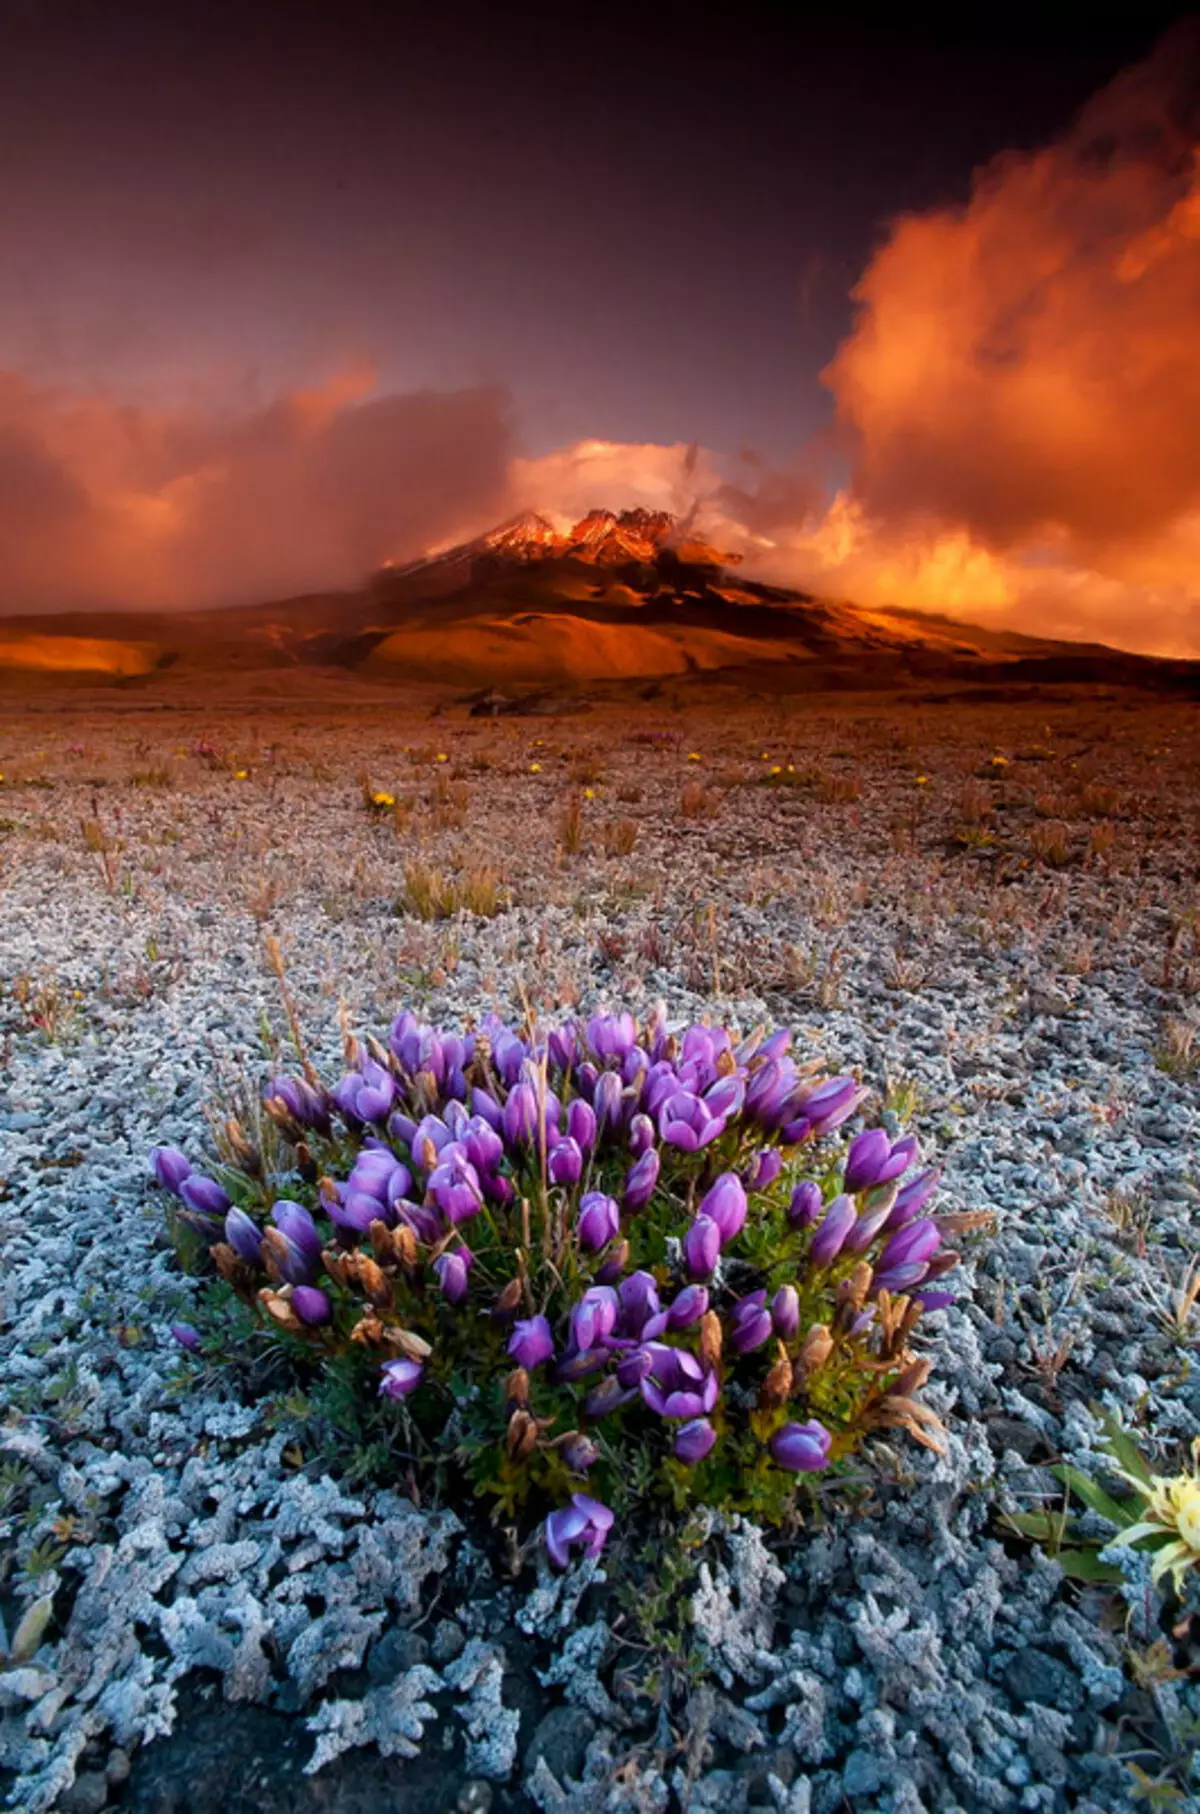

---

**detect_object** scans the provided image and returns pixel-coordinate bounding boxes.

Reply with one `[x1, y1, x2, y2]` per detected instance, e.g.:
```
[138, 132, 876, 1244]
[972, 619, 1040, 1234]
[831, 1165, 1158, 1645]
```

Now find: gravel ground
[1, 683, 1198, 1814]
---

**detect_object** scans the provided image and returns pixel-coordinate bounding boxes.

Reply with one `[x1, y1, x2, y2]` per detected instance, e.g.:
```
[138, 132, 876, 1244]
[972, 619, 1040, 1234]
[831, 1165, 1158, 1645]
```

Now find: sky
[0, 1, 1198, 654]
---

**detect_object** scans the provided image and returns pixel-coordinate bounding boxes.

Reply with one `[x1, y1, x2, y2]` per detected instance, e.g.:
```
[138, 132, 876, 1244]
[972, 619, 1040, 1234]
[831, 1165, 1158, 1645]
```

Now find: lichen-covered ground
[1, 680, 1198, 1813]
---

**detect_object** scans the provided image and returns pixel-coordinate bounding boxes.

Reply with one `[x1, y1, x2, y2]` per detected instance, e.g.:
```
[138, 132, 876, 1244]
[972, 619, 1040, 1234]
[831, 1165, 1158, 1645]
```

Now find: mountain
[1, 506, 1198, 696]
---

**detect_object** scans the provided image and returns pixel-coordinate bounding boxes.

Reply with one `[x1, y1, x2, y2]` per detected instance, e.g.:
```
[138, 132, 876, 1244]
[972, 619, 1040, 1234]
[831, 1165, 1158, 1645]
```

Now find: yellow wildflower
[1112, 1440, 1200, 1595]
[529, 762, 542, 774]
[687, 752, 701, 762]
[371, 791, 396, 808]
[583, 788, 595, 800]
[435, 752, 449, 763]
[234, 769, 249, 780]
[915, 775, 929, 786]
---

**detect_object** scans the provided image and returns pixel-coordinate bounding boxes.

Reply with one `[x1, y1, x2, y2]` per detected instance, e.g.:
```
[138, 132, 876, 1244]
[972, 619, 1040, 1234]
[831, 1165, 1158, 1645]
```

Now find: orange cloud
[800, 20, 1200, 655]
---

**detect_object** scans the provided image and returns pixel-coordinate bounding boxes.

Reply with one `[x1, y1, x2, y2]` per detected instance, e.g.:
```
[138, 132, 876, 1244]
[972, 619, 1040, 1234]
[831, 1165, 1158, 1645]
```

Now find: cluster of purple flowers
[155, 1005, 957, 1570]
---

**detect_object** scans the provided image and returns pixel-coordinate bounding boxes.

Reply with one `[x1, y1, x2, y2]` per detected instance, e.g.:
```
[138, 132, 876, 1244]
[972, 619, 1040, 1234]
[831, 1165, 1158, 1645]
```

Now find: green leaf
[1052, 1464, 1138, 1529]
[1095, 1407, 1155, 1488]
[1055, 1549, 1124, 1584]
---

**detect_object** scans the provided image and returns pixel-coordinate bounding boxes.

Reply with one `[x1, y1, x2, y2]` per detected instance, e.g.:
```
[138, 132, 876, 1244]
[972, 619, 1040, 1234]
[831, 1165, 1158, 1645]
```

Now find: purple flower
[622, 1147, 660, 1212]
[841, 1199, 898, 1253]
[570, 1287, 619, 1353]
[882, 1168, 942, 1229]
[566, 1098, 597, 1155]
[180, 1174, 231, 1217]
[666, 1284, 709, 1330]
[641, 1346, 719, 1419]
[433, 1251, 471, 1305]
[271, 1201, 324, 1267]
[151, 1146, 191, 1193]
[548, 1021, 582, 1074]
[729, 1291, 772, 1354]
[378, 1358, 425, 1399]
[617, 1271, 662, 1338]
[291, 1286, 333, 1326]
[914, 1289, 956, 1311]
[703, 1073, 745, 1119]
[583, 1377, 639, 1417]
[545, 1493, 614, 1570]
[809, 1194, 857, 1266]
[224, 1207, 264, 1265]
[745, 1057, 799, 1128]
[588, 1012, 637, 1063]
[698, 1174, 747, 1247]
[427, 1151, 483, 1224]
[803, 1076, 869, 1136]
[335, 1061, 396, 1125]
[674, 1418, 717, 1465]
[470, 1087, 503, 1130]
[876, 1217, 941, 1275]
[788, 1181, 823, 1228]
[844, 1129, 916, 1194]
[169, 1322, 201, 1352]
[683, 1214, 721, 1281]
[745, 1147, 783, 1192]
[770, 1419, 832, 1472]
[658, 1090, 725, 1152]
[578, 1191, 620, 1251]
[502, 1082, 540, 1147]
[508, 1314, 554, 1369]
[462, 1119, 504, 1174]
[549, 1137, 584, 1186]
[561, 1433, 599, 1472]
[616, 1346, 654, 1388]
[330, 1189, 390, 1236]
[772, 1284, 800, 1339]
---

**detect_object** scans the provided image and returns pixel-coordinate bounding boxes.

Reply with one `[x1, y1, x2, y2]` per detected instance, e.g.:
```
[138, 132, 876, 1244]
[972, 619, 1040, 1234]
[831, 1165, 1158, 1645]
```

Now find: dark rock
[61, 1773, 109, 1814]
[999, 1646, 1085, 1712]
[983, 1414, 1051, 1461]
[841, 1750, 884, 1797]
[431, 1619, 466, 1665]
[523, 1706, 597, 1783]
[367, 1625, 430, 1681]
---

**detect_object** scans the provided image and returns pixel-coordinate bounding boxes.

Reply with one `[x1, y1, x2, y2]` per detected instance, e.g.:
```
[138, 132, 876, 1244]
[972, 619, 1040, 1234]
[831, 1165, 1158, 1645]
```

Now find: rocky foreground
[1, 683, 1198, 1812]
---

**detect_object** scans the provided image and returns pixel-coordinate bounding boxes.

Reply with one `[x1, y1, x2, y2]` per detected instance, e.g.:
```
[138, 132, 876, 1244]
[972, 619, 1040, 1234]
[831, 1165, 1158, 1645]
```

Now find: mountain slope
[0, 507, 1196, 694]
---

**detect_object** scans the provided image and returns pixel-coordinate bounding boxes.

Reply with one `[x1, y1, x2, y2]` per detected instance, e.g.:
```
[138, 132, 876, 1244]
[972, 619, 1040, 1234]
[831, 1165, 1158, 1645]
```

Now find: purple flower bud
[224, 1207, 264, 1265]
[463, 1120, 504, 1174]
[470, 1087, 503, 1130]
[378, 1357, 425, 1399]
[872, 1261, 930, 1295]
[805, 1077, 868, 1135]
[914, 1289, 955, 1311]
[666, 1284, 709, 1329]
[180, 1174, 231, 1217]
[502, 1082, 539, 1148]
[271, 1201, 324, 1266]
[674, 1418, 717, 1465]
[628, 1113, 655, 1157]
[549, 1137, 584, 1186]
[616, 1346, 654, 1388]
[291, 1285, 333, 1326]
[566, 1098, 597, 1155]
[658, 1090, 724, 1152]
[698, 1174, 747, 1247]
[684, 1214, 721, 1281]
[583, 1377, 639, 1417]
[428, 1151, 483, 1224]
[809, 1194, 857, 1267]
[433, 1251, 471, 1305]
[170, 1322, 202, 1352]
[593, 1071, 624, 1136]
[841, 1199, 898, 1253]
[622, 1147, 660, 1212]
[788, 1181, 824, 1228]
[771, 1284, 800, 1339]
[844, 1128, 915, 1194]
[882, 1168, 942, 1229]
[508, 1314, 554, 1369]
[578, 1191, 620, 1251]
[769, 1419, 832, 1472]
[745, 1147, 783, 1192]
[617, 1270, 661, 1337]
[703, 1074, 745, 1119]
[331, 1189, 390, 1235]
[545, 1493, 613, 1569]
[728, 1294, 772, 1354]
[548, 1021, 582, 1074]
[151, 1146, 192, 1193]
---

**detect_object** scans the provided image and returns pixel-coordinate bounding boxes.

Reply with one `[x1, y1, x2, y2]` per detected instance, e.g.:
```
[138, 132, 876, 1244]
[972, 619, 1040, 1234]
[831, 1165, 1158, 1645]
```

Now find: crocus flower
[703, 1074, 745, 1120]
[641, 1347, 719, 1419]
[151, 1146, 191, 1193]
[770, 1420, 832, 1472]
[593, 1071, 624, 1136]
[616, 1347, 654, 1388]
[462, 1120, 504, 1174]
[433, 1251, 471, 1305]
[772, 1285, 800, 1340]
[566, 1098, 597, 1155]
[224, 1207, 264, 1265]
[788, 1181, 823, 1229]
[628, 1113, 655, 1157]
[180, 1174, 231, 1217]
[876, 1217, 941, 1275]
[570, 1286, 619, 1353]
[667, 1284, 709, 1329]
[802, 1076, 868, 1136]
[502, 1083, 539, 1147]
[729, 1291, 772, 1355]
[583, 1377, 639, 1417]
[427, 1151, 483, 1224]
[578, 1191, 620, 1252]
[658, 1090, 725, 1152]
[698, 1174, 746, 1247]
[469, 1087, 503, 1130]
[291, 1286, 333, 1326]
[684, 1214, 721, 1281]
[545, 1493, 614, 1569]
[622, 1147, 660, 1212]
[914, 1289, 956, 1311]
[809, 1194, 857, 1266]
[588, 1012, 637, 1063]
[379, 1357, 425, 1399]
[675, 1418, 717, 1465]
[330, 1190, 390, 1236]
[508, 1315, 554, 1369]
[170, 1322, 202, 1352]
[881, 1168, 942, 1229]
[335, 1061, 396, 1125]
[549, 1137, 584, 1186]
[617, 1271, 662, 1338]
[548, 1021, 581, 1074]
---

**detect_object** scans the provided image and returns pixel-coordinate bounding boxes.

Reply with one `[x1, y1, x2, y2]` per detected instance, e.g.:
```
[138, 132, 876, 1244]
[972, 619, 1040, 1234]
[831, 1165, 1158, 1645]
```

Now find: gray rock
[60, 1773, 109, 1814]
[524, 1705, 598, 1784]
